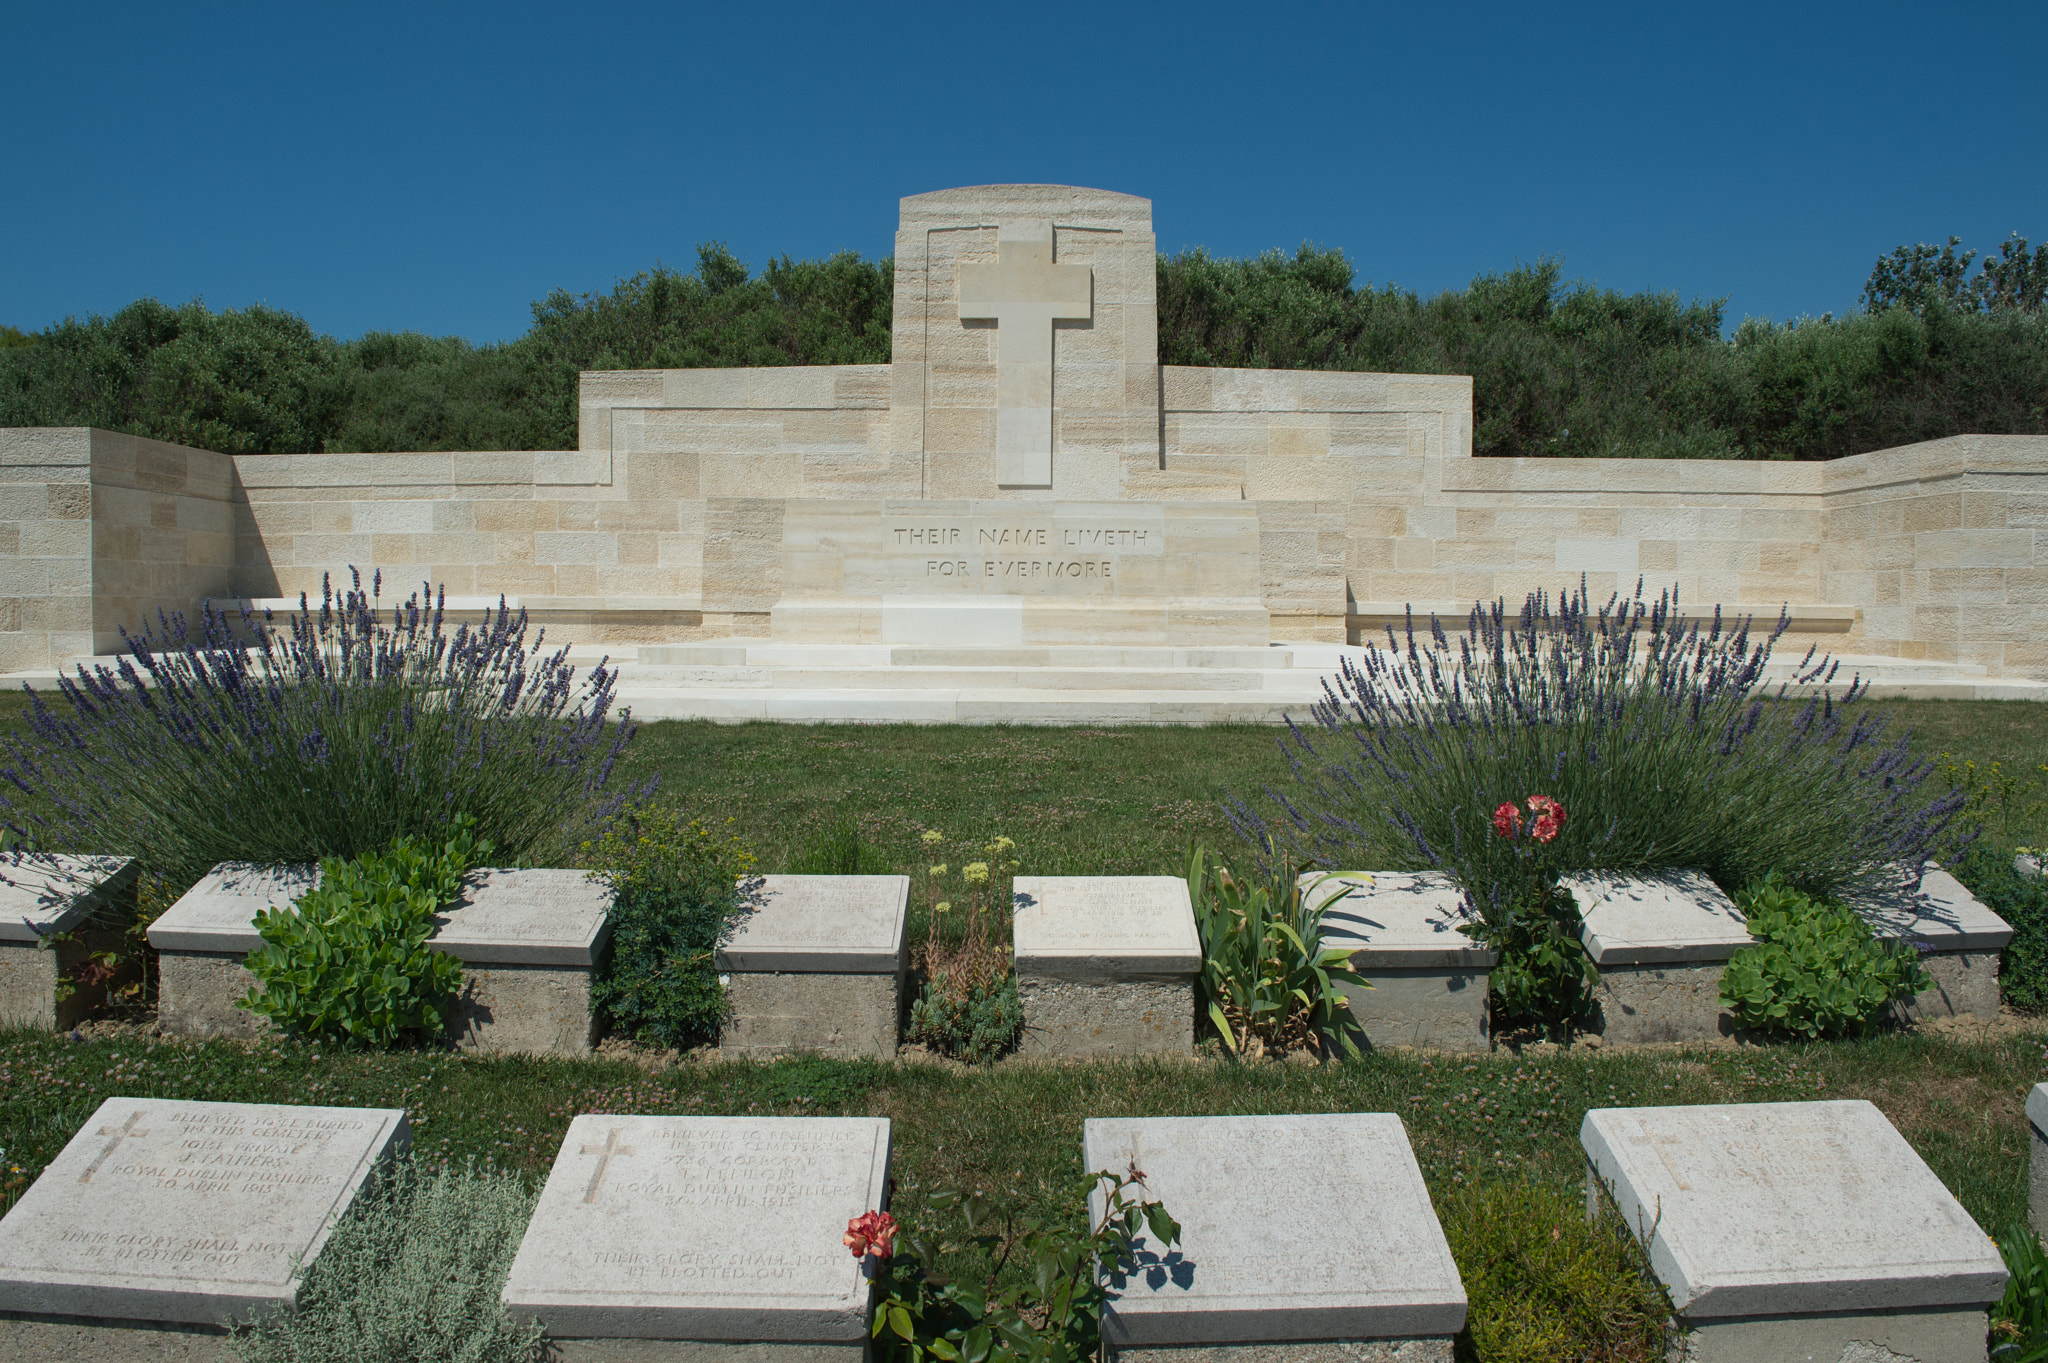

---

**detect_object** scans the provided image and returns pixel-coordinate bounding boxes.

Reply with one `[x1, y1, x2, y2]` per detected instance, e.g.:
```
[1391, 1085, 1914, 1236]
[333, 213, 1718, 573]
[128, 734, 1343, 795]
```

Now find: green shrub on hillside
[4, 232, 2041, 460]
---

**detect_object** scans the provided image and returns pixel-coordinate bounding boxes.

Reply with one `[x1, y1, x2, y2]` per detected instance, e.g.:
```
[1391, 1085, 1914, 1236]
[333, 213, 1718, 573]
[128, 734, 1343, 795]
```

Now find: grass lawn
[614, 697, 2048, 875]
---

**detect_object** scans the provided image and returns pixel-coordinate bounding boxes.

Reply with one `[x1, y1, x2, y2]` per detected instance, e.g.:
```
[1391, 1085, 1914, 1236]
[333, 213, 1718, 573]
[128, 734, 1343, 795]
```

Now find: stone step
[611, 686, 1312, 724]
[636, 643, 1296, 669]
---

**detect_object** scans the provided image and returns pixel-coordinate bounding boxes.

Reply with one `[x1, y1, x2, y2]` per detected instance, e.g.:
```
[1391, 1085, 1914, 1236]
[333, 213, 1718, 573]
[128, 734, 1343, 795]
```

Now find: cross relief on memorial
[956, 219, 1093, 489]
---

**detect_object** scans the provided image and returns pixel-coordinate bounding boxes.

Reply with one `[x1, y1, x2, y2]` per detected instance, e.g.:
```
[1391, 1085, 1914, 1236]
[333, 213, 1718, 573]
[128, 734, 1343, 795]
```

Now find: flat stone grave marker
[0, 1097, 408, 1328]
[1311, 871, 1496, 1053]
[1084, 1113, 1466, 1357]
[1012, 876, 1200, 1057]
[1567, 870, 1752, 1043]
[147, 864, 611, 1054]
[0, 853, 139, 1029]
[1583, 1100, 2005, 1361]
[716, 875, 909, 1059]
[1850, 867, 2013, 1019]
[500, 1115, 889, 1354]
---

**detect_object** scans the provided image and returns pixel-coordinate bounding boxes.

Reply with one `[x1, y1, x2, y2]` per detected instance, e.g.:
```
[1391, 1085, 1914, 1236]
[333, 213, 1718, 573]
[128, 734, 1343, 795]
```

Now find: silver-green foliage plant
[239, 820, 483, 1047]
[227, 1156, 543, 1363]
[1184, 845, 1368, 1058]
[1717, 875, 1933, 1039]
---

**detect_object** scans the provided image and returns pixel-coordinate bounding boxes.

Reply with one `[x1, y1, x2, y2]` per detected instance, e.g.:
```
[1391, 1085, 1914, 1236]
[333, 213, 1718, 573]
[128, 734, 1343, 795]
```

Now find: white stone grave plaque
[1012, 876, 1200, 979]
[1851, 867, 2014, 952]
[0, 854, 138, 943]
[0, 1097, 408, 1324]
[1084, 1113, 1467, 1345]
[1311, 872, 1496, 969]
[1568, 869, 1753, 964]
[144, 863, 317, 955]
[719, 875, 910, 973]
[1582, 1100, 2005, 1319]
[431, 868, 612, 965]
[501, 1115, 890, 1342]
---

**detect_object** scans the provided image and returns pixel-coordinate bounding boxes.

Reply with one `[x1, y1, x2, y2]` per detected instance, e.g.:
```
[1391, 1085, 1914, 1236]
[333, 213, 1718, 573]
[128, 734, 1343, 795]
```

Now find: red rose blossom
[1525, 795, 1565, 843]
[844, 1209, 898, 1259]
[1492, 802, 1520, 838]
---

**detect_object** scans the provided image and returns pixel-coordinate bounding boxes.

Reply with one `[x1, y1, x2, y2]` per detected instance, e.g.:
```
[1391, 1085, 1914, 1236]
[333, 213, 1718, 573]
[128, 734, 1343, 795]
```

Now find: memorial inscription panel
[0, 1097, 408, 1323]
[719, 875, 910, 973]
[1582, 1100, 2006, 1318]
[501, 1114, 889, 1341]
[1084, 1113, 1467, 1346]
[886, 512, 1163, 593]
[1012, 876, 1201, 974]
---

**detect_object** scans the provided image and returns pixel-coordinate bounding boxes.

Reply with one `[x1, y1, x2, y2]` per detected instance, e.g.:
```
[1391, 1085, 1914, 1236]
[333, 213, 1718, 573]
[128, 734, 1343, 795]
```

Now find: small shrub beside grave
[226, 1155, 542, 1363]
[906, 831, 1024, 1062]
[239, 819, 481, 1047]
[1717, 875, 1932, 1038]
[584, 807, 757, 1050]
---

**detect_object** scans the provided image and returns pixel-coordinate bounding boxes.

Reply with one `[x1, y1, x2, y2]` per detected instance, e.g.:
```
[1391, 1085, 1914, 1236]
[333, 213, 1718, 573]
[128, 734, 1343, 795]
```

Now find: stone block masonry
[717, 875, 909, 1059]
[0, 1097, 407, 1348]
[1012, 876, 1200, 1057]
[1310, 872, 1495, 1054]
[1085, 1113, 1465, 1359]
[1568, 870, 1753, 1044]
[2031, 1084, 2048, 1241]
[148, 863, 612, 1055]
[500, 1115, 888, 1357]
[1583, 1100, 2005, 1363]
[0, 854, 138, 1030]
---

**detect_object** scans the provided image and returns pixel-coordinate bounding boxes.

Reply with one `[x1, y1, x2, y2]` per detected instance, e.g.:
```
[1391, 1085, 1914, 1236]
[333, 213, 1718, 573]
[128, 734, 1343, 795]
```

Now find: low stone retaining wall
[0, 856, 138, 1031]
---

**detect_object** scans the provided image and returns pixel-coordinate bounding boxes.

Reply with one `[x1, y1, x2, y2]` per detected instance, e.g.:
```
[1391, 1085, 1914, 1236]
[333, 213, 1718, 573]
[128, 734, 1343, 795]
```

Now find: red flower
[844, 1209, 898, 1259]
[1492, 802, 1520, 838]
[1525, 795, 1565, 844]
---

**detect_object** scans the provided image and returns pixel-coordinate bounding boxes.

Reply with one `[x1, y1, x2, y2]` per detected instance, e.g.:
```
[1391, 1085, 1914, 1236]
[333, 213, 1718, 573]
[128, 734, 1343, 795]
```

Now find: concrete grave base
[156, 952, 265, 1039]
[0, 1311, 230, 1362]
[1898, 951, 2001, 1021]
[0, 936, 89, 1030]
[1109, 1340, 1453, 1362]
[1335, 969, 1489, 1053]
[720, 972, 900, 1059]
[544, 1341, 866, 1361]
[452, 962, 596, 1055]
[157, 952, 597, 1054]
[1017, 977, 1192, 1057]
[1594, 962, 1734, 1044]
[1670, 1306, 1990, 1363]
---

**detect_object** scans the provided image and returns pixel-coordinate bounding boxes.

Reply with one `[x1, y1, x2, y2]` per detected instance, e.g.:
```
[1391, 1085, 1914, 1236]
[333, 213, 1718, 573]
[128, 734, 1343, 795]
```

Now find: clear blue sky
[4, 0, 2043, 345]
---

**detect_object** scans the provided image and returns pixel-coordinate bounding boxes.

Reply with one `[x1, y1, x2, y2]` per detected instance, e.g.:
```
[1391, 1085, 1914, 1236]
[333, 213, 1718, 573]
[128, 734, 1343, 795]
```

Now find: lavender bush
[0, 571, 643, 885]
[1233, 582, 1967, 912]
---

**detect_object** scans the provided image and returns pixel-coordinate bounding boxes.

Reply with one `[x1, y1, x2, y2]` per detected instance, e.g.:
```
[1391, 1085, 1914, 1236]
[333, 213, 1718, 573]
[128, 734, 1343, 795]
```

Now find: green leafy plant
[1992, 1221, 2048, 1362]
[1949, 841, 2048, 1013]
[1718, 875, 1933, 1038]
[584, 807, 759, 1049]
[907, 832, 1023, 1062]
[861, 1165, 1181, 1362]
[239, 820, 483, 1047]
[227, 1155, 542, 1363]
[1484, 881, 1601, 1037]
[1941, 753, 2048, 847]
[1184, 843, 1368, 1058]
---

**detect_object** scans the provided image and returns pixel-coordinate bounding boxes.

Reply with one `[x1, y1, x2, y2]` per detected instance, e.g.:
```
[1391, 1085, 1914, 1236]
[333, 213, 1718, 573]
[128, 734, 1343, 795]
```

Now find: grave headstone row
[3, 853, 2012, 1058]
[0, 1094, 2011, 1359]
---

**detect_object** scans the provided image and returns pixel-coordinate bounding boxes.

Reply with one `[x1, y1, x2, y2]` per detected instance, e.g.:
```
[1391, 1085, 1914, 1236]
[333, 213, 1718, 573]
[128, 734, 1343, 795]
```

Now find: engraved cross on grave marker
[581, 1128, 635, 1204]
[956, 219, 1092, 489]
[78, 1110, 149, 1184]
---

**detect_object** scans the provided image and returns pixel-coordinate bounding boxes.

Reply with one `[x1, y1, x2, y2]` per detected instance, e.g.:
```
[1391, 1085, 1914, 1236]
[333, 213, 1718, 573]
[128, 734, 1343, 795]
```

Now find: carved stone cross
[581, 1128, 635, 1204]
[956, 219, 1092, 488]
[79, 1110, 149, 1184]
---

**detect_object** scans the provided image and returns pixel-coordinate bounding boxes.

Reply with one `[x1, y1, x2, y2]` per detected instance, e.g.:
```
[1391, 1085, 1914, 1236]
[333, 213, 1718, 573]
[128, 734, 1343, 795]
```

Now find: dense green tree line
[1, 236, 2041, 459]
